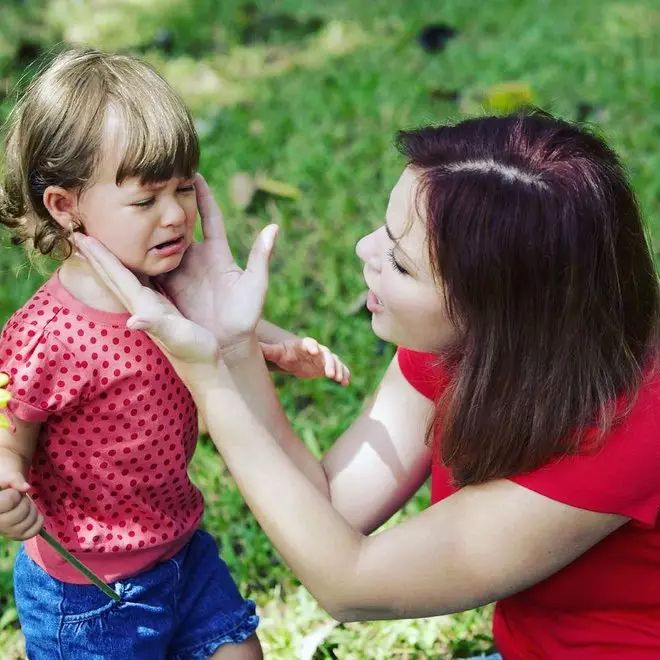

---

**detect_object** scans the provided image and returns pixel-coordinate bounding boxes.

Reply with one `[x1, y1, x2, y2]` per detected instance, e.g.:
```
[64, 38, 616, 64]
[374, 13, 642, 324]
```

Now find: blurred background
[1, 0, 659, 657]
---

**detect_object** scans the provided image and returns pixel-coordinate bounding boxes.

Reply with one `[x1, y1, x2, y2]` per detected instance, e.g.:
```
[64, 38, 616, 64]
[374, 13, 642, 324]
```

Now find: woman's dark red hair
[397, 110, 659, 485]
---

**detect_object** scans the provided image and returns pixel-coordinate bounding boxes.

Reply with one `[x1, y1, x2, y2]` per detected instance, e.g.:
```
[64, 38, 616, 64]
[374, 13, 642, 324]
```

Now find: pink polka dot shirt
[0, 272, 204, 583]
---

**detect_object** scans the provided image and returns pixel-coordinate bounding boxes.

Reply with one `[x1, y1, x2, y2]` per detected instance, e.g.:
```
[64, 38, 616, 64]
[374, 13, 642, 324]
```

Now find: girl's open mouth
[150, 236, 186, 256]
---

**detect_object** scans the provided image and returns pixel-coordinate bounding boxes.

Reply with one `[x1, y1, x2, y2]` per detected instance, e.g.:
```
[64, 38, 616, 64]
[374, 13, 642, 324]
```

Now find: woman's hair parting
[0, 48, 199, 259]
[396, 110, 660, 486]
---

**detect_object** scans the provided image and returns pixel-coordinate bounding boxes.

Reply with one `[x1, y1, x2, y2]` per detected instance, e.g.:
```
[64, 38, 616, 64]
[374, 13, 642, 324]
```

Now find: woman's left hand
[158, 174, 278, 346]
[74, 235, 218, 365]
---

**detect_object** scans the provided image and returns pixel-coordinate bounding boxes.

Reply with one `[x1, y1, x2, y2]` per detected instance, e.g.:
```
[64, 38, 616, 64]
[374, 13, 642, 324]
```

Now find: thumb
[127, 315, 159, 332]
[0, 474, 30, 492]
[245, 224, 279, 278]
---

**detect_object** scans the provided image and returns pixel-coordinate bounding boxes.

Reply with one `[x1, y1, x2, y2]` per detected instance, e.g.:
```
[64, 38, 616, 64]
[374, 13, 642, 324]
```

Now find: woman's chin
[370, 314, 394, 343]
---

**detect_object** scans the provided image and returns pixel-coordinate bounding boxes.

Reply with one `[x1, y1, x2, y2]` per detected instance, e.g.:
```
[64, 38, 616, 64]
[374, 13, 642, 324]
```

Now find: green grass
[1, 0, 660, 657]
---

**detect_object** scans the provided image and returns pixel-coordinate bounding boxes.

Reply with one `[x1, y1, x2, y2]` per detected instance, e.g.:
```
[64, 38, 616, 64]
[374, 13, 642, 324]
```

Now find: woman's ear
[43, 186, 78, 229]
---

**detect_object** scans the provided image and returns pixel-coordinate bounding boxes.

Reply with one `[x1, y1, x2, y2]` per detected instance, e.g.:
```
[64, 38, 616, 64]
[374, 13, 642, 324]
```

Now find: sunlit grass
[1, 0, 660, 656]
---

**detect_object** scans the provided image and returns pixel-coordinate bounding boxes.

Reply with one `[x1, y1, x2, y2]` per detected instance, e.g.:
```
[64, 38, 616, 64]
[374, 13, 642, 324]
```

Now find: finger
[0, 492, 30, 525]
[0, 473, 30, 491]
[319, 345, 335, 379]
[15, 512, 43, 540]
[331, 356, 350, 386]
[245, 224, 279, 277]
[74, 235, 143, 312]
[342, 365, 351, 386]
[126, 316, 152, 332]
[333, 355, 345, 383]
[0, 488, 22, 514]
[301, 337, 320, 355]
[11, 501, 39, 538]
[194, 174, 232, 249]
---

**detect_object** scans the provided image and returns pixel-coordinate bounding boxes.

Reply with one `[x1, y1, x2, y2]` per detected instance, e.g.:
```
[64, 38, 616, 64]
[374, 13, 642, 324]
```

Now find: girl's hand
[0, 474, 43, 541]
[158, 174, 278, 345]
[262, 337, 351, 386]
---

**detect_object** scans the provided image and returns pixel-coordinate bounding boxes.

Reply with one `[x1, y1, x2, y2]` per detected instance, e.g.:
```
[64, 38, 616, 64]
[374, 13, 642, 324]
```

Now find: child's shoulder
[1, 273, 62, 336]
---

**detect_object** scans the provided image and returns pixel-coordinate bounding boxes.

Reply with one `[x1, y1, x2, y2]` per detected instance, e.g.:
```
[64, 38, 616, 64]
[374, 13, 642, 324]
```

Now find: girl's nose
[162, 200, 186, 227]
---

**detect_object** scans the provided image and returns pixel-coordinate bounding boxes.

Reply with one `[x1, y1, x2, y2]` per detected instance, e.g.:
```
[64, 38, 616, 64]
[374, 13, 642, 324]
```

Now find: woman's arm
[220, 336, 434, 534]
[189, 361, 627, 621]
[74, 197, 628, 623]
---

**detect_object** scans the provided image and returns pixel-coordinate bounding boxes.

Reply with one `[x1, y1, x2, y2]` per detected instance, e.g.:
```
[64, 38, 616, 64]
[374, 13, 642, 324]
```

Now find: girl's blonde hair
[0, 48, 199, 258]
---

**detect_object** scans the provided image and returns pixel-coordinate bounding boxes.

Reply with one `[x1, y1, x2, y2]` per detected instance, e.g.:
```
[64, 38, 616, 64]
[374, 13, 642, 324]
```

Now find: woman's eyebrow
[385, 223, 413, 263]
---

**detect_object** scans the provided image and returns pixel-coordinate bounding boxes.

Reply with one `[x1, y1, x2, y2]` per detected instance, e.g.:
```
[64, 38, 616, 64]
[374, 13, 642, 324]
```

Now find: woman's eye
[387, 248, 408, 275]
[177, 185, 195, 194]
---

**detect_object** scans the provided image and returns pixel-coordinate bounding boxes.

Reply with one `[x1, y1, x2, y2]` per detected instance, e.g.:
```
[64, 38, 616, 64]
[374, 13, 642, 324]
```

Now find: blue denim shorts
[14, 529, 259, 659]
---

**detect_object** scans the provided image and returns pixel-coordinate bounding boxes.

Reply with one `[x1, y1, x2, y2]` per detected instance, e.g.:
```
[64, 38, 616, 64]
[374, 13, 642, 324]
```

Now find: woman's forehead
[388, 169, 426, 240]
[387, 167, 433, 275]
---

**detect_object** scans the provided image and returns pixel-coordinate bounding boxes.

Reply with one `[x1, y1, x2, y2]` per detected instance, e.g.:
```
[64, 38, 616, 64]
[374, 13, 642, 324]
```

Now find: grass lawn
[1, 0, 660, 657]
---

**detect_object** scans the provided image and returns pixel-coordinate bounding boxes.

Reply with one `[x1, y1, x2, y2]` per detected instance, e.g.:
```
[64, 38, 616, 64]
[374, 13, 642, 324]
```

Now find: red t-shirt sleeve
[0, 322, 89, 423]
[510, 379, 660, 527]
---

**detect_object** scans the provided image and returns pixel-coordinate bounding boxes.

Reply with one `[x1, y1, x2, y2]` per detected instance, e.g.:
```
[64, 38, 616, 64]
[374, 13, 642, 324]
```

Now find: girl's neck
[58, 255, 152, 313]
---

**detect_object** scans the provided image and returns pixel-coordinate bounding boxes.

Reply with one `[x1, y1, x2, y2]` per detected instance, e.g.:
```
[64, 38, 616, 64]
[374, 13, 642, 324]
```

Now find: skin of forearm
[218, 334, 330, 498]
[188, 363, 364, 618]
[0, 446, 30, 479]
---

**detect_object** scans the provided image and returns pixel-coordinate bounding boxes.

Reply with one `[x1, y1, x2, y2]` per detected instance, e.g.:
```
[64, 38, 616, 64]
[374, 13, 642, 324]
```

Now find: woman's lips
[366, 290, 384, 312]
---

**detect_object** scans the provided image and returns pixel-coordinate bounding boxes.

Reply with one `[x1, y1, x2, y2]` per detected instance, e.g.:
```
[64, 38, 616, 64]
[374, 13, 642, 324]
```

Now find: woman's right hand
[74, 210, 278, 366]
[0, 473, 42, 541]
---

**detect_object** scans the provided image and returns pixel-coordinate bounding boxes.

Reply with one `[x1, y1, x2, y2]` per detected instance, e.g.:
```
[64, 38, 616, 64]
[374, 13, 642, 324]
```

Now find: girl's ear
[43, 186, 78, 229]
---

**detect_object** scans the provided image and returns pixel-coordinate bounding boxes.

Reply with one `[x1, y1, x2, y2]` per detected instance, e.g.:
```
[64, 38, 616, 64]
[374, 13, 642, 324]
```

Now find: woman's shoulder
[396, 347, 454, 401]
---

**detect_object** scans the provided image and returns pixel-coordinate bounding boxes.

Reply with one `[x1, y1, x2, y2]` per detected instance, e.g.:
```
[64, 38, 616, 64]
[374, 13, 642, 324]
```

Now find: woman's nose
[356, 230, 380, 269]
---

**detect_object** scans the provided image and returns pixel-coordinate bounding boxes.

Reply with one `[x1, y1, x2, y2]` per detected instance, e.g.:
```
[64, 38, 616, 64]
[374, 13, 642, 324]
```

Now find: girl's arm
[0, 417, 40, 485]
[188, 360, 627, 621]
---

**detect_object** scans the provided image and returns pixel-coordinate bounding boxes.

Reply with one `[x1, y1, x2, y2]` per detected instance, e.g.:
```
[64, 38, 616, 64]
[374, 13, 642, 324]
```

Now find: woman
[76, 111, 660, 659]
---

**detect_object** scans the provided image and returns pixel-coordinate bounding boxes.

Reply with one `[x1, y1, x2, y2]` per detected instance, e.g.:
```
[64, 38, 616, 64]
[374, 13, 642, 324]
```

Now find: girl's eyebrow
[141, 181, 168, 191]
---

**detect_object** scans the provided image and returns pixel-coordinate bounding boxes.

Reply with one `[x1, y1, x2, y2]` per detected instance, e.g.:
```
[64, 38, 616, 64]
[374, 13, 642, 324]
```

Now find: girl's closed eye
[133, 197, 155, 208]
[387, 247, 409, 275]
[132, 184, 193, 208]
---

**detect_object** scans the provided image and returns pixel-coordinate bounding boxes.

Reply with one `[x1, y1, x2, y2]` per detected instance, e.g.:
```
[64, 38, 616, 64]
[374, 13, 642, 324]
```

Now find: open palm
[157, 174, 278, 345]
[73, 175, 278, 366]
[73, 235, 218, 365]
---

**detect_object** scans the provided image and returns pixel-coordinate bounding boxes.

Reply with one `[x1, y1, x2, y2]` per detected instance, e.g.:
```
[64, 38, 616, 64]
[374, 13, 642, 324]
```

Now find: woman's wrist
[176, 361, 222, 396]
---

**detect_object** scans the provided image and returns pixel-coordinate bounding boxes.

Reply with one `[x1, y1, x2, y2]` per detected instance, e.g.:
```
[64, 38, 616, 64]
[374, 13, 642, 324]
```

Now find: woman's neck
[58, 255, 151, 313]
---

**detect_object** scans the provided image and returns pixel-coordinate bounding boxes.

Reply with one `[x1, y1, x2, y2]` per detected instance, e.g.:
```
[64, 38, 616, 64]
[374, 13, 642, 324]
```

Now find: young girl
[0, 49, 347, 659]
[81, 111, 660, 659]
